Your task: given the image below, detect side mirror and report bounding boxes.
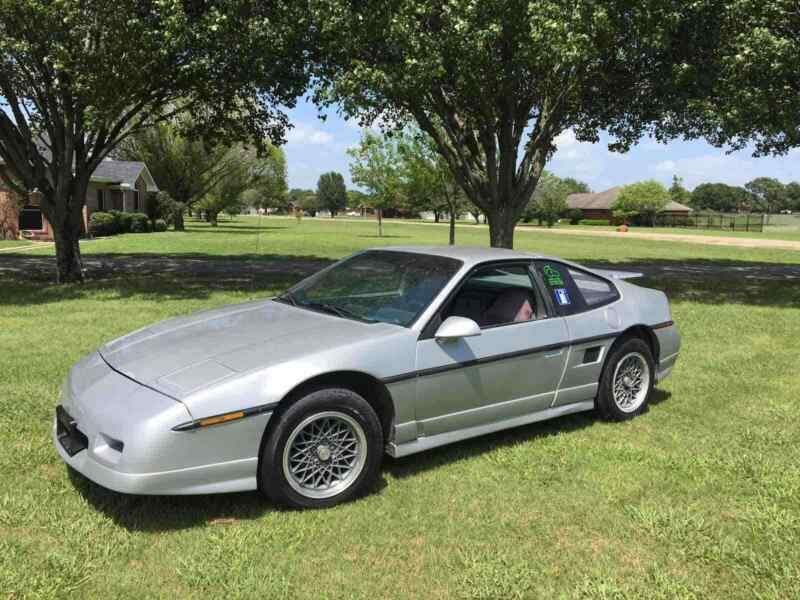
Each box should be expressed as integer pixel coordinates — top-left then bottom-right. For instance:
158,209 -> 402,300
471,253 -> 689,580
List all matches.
434,316 -> 481,341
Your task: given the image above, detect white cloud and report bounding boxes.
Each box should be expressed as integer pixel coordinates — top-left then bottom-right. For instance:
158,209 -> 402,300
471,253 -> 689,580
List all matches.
286,123 -> 334,145
554,129 -> 578,148
655,160 -> 676,172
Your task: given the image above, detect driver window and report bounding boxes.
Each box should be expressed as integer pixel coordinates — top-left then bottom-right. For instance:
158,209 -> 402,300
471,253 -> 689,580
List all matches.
442,264 -> 542,329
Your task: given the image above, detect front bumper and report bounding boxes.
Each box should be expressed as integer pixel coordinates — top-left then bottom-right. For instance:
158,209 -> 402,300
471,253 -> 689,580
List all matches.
54,352 -> 272,495
53,420 -> 260,495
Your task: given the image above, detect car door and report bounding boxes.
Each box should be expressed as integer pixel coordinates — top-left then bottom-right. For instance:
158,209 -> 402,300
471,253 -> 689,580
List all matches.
533,260 -> 622,407
413,262 -> 569,438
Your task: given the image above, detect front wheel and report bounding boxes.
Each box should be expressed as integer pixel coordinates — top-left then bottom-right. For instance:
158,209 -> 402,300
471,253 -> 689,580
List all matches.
260,388 -> 383,509
596,337 -> 655,421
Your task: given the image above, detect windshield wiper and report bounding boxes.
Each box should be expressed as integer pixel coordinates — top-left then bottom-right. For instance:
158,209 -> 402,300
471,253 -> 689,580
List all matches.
303,301 -> 375,323
275,291 -> 297,306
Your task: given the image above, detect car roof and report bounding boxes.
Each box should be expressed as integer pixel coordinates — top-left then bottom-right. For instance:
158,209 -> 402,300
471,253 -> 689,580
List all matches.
372,245 -> 546,267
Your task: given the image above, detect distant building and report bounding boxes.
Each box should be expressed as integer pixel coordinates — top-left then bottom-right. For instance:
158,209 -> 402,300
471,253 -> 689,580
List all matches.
566,186 -> 692,220
0,159 -> 158,240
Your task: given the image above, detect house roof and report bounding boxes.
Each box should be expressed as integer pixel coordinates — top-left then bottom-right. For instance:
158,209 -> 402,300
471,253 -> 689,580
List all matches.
566,186 -> 691,212
0,155 -> 159,192
92,160 -> 159,192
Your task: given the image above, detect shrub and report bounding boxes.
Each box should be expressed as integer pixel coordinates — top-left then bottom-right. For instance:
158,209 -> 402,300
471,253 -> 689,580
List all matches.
153,219 -> 168,232
579,218 -> 611,226
89,212 -> 117,236
129,213 -> 150,233
566,208 -> 583,225
109,210 -> 134,233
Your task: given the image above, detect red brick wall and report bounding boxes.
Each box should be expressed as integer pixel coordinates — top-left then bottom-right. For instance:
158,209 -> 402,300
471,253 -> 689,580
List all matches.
0,189 -> 21,240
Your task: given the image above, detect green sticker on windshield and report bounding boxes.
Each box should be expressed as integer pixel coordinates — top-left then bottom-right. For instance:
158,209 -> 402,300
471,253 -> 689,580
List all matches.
542,264 -> 564,287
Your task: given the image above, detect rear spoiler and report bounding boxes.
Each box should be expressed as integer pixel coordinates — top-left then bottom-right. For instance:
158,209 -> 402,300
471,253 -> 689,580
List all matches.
591,268 -> 643,281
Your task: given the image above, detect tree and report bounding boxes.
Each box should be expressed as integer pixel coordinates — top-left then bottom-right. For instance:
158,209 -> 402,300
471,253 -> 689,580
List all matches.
288,189 -> 319,216
199,146 -> 285,226
313,1 -> 717,248
561,178 -> 591,196
348,131 -> 404,237
526,174 -> 568,228
347,190 -> 370,215
115,119 -> 246,230
785,182 -> 800,212
316,172 -> 348,217
669,176 -> 691,206
613,180 -> 670,226
744,177 -> 787,214
690,183 -> 752,213
661,0 -> 800,156
397,129 -> 470,244
0,0 -> 311,282
240,146 -> 289,212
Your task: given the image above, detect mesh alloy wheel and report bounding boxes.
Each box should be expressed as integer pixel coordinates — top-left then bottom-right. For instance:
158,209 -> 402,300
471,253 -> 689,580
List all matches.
281,410 -> 368,500
611,351 -> 650,413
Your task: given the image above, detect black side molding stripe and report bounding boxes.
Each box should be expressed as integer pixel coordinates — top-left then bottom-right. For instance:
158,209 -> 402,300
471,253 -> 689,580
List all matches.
652,320 -> 674,330
383,332 -> 622,385
173,401 -> 280,432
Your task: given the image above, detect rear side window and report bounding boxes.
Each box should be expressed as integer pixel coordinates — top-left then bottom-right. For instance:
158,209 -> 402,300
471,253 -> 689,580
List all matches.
568,268 -> 619,308
535,262 -> 618,315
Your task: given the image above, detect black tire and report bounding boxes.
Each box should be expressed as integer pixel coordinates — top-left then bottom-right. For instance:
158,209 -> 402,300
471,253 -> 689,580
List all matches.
596,337 -> 655,421
259,387 -> 383,509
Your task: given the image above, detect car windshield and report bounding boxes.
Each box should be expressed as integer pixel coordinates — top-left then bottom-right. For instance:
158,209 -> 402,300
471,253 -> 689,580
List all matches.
277,250 -> 462,326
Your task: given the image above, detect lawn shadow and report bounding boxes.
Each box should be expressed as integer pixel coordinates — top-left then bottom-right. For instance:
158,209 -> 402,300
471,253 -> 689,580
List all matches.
0,252 -> 336,306
67,466 -> 389,531
385,390 -> 671,480
356,234 -> 412,239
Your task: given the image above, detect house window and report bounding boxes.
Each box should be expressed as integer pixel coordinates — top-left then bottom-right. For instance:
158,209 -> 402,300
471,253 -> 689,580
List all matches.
97,189 -> 104,211
132,190 -> 140,211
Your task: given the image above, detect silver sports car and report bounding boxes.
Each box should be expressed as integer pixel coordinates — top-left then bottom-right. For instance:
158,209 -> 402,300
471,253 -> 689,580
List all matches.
55,246 -> 680,508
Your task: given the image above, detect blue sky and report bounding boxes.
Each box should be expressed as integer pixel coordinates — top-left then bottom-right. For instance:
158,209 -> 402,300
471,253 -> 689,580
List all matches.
284,96 -> 800,193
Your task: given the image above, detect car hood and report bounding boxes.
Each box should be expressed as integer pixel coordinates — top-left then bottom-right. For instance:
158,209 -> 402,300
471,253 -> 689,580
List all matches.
98,299 -> 394,400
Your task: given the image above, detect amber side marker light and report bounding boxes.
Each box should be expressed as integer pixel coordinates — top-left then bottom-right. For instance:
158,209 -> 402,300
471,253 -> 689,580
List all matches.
172,402 -> 280,432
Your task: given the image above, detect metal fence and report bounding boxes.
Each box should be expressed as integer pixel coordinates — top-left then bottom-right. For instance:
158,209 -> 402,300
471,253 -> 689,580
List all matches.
655,213 -> 764,232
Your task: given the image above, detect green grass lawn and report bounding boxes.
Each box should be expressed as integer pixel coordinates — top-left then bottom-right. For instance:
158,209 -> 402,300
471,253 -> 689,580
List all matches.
0,239 -> 33,249
1,218 -> 799,598
519,221 -> 800,242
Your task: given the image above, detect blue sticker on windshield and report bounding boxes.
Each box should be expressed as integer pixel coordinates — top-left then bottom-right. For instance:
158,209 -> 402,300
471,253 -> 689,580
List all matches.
554,288 -> 571,306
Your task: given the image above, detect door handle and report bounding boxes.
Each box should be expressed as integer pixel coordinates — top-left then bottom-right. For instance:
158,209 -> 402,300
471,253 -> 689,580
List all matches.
544,349 -> 563,358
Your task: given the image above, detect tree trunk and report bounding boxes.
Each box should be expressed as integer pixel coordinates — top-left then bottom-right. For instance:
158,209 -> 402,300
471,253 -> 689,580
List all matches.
173,209 -> 185,231
377,207 -> 383,237
52,216 -> 84,283
208,211 -> 219,226
433,210 -> 440,223
449,211 -> 455,245
486,210 -> 516,248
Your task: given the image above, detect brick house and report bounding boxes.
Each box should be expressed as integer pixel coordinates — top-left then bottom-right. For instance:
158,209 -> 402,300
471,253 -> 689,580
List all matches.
0,160 -> 159,240
566,186 -> 692,221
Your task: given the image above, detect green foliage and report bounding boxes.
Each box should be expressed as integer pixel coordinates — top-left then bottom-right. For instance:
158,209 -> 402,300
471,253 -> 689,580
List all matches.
316,172 -> 348,217
108,210 -> 134,234
579,219 -> 612,226
669,176 -> 691,206
88,212 -> 117,237
240,145 -> 289,211
690,183 -> 753,213
129,213 -> 150,233
348,131 -> 405,212
0,0 -> 313,281
566,209 -> 584,225
288,189 -> 319,215
745,177 -> 788,214
313,0 -> 722,247
153,219 -> 168,232
665,0 -> 800,155
613,180 -> 670,226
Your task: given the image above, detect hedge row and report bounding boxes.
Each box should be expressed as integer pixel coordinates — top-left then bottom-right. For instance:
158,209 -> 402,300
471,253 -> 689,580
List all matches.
578,218 -> 611,226
89,211 -> 167,236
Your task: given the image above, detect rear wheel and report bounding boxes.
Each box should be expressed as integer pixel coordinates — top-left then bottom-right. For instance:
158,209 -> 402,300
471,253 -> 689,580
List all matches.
260,388 -> 383,508
596,337 -> 654,420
